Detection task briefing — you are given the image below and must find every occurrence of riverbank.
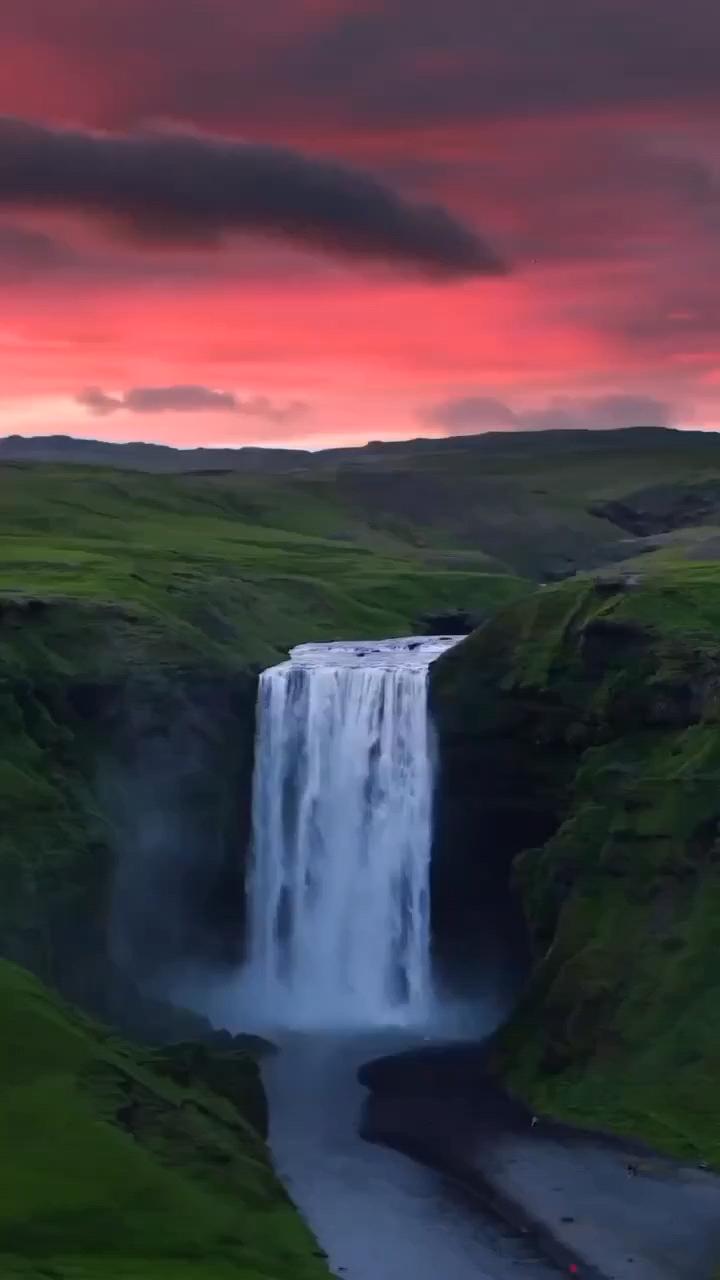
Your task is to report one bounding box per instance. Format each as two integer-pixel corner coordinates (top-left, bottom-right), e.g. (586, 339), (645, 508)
(263, 1032), (562, 1280)
(360, 1044), (720, 1280)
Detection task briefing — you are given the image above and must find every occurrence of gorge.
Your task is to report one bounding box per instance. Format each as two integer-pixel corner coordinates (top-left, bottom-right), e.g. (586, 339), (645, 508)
(3, 431), (720, 1278)
(223, 633), (559, 1280)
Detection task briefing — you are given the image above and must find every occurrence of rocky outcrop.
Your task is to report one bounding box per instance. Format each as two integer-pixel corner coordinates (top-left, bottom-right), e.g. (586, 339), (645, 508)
(590, 481), (720, 536)
(150, 1038), (272, 1138)
(416, 608), (485, 635)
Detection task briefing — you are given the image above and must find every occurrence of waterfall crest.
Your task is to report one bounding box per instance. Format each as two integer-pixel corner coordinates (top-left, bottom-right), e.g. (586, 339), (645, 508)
(246, 636), (459, 1028)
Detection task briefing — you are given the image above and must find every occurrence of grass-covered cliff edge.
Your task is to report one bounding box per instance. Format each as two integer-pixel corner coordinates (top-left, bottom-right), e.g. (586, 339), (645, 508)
(0, 958), (330, 1280)
(432, 564), (720, 1166)
(0, 461), (524, 1009)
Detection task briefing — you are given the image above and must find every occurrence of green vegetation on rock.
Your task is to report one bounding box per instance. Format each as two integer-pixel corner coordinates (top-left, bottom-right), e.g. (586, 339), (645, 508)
(432, 566), (720, 1166)
(0, 674), (108, 984)
(0, 665), (260, 1011)
(0, 959), (330, 1280)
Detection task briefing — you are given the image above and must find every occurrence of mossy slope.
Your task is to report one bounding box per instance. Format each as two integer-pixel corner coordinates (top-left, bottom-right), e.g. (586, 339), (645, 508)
(9, 426), (720, 579)
(0, 959), (329, 1280)
(0, 463), (526, 673)
(432, 566), (720, 1165)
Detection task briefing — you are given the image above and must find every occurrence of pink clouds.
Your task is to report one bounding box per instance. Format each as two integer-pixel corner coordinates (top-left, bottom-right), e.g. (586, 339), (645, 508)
(0, 0), (720, 444)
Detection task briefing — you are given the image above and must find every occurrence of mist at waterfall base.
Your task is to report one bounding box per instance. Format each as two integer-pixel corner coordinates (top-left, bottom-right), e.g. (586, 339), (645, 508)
(176, 636), (517, 1040)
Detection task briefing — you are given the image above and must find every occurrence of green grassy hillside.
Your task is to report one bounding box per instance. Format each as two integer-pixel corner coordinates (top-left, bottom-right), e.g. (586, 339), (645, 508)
(7, 430), (720, 661)
(433, 565), (720, 1165)
(0, 959), (329, 1280)
(0, 463), (525, 674)
(7, 426), (720, 581)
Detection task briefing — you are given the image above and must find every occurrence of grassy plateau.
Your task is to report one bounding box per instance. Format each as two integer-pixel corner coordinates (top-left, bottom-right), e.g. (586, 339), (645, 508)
(0, 460), (529, 673)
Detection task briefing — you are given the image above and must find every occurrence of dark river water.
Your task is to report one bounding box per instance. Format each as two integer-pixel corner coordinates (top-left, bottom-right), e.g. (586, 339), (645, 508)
(263, 1031), (561, 1280)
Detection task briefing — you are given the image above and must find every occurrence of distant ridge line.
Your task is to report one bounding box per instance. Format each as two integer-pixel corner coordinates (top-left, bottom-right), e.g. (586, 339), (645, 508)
(0, 426), (712, 474)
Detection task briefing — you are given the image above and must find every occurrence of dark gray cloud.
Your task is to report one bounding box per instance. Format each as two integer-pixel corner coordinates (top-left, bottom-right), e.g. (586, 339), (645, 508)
(0, 117), (505, 278)
(274, 0), (720, 128)
(424, 393), (682, 434)
(4, 1), (718, 131)
(77, 388), (123, 416)
(422, 396), (518, 432)
(521, 395), (681, 433)
(78, 385), (307, 421)
(0, 216), (330, 289)
(0, 222), (78, 280)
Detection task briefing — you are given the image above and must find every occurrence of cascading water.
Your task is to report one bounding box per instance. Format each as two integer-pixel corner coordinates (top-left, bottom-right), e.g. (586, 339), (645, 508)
(246, 636), (459, 1028)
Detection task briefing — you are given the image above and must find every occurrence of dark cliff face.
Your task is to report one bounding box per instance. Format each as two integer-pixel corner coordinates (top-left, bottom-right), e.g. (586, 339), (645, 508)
(0, 667), (258, 1035)
(430, 571), (720, 1166)
(590, 480), (720, 537)
(429, 682), (561, 1001)
(429, 590), (579, 987)
(103, 674), (257, 983)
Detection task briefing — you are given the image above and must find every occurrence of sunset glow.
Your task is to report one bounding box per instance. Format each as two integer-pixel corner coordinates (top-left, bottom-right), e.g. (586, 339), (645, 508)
(1, 0), (719, 447)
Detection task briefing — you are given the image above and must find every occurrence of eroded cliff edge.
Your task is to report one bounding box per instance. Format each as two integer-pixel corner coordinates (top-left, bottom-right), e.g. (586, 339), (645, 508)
(431, 566), (720, 1166)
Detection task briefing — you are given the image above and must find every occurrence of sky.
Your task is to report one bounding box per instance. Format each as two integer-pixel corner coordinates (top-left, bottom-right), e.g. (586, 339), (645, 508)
(1, 0), (720, 449)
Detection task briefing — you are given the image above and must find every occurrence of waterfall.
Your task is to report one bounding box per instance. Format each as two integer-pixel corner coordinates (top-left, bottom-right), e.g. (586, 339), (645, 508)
(246, 636), (459, 1028)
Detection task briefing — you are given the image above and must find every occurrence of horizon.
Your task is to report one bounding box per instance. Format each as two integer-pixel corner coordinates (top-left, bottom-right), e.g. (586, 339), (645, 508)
(2, 421), (719, 457)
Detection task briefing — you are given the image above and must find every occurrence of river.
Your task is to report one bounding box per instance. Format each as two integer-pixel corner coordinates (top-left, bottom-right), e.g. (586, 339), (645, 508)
(264, 1031), (561, 1280)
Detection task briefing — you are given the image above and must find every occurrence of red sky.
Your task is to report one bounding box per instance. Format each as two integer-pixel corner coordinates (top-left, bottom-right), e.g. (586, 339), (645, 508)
(1, 0), (720, 448)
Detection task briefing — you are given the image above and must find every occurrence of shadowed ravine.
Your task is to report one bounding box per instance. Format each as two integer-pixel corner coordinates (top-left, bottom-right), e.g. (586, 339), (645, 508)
(168, 628), (720, 1279)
